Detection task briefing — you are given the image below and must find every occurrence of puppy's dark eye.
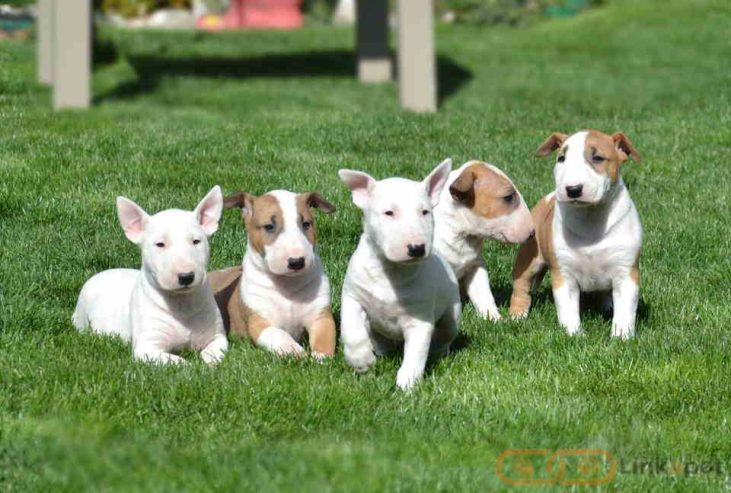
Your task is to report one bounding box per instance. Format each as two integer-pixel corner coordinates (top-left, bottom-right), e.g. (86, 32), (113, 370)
(155, 242), (165, 248)
(302, 221), (312, 230)
(264, 224), (275, 232)
(557, 155), (566, 163)
(422, 210), (430, 216)
(503, 192), (515, 204)
(384, 211), (394, 217)
(192, 239), (201, 245)
(592, 155), (606, 163)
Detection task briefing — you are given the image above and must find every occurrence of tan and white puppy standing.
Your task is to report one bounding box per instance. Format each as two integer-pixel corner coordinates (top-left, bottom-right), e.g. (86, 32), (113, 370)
(510, 130), (642, 338)
(434, 159), (534, 321)
(339, 160), (461, 390)
(209, 190), (337, 358)
(73, 187), (228, 364)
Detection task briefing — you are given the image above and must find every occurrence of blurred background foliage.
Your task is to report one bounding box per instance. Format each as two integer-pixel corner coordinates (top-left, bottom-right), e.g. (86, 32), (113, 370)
(2, 0), (606, 24)
(435, 0), (607, 24)
(95, 0), (191, 17)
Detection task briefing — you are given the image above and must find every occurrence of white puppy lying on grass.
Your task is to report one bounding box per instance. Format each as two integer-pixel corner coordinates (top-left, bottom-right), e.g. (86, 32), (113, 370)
(72, 186), (228, 365)
(338, 160), (461, 390)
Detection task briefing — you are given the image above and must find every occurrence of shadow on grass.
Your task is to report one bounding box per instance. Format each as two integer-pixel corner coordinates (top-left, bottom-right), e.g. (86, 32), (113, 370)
(331, 305), (471, 380)
(492, 282), (650, 326)
(96, 50), (472, 107)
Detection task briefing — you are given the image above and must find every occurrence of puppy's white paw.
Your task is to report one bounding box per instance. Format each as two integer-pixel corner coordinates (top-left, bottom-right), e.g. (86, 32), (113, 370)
(258, 327), (305, 357)
(611, 322), (635, 340)
(474, 301), (501, 322)
(345, 344), (376, 373)
(396, 366), (422, 391)
(201, 348), (226, 367)
(563, 323), (583, 336)
(166, 354), (187, 365)
(278, 342), (305, 357)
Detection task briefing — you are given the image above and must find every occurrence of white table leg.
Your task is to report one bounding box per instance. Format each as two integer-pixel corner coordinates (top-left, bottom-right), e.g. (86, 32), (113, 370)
(397, 0), (436, 112)
(52, 0), (91, 109)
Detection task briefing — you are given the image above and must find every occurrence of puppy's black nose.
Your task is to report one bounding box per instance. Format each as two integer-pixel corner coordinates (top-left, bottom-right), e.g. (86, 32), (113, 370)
(566, 184), (583, 199)
(407, 243), (426, 258)
(528, 229), (536, 239)
(287, 257), (306, 271)
(178, 272), (195, 286)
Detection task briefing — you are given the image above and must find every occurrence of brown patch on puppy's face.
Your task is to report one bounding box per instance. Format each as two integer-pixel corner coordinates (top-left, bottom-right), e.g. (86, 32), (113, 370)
(295, 192), (336, 246)
(449, 161), (535, 243)
(247, 194), (285, 255)
(584, 130), (641, 183)
(224, 192), (283, 255)
(450, 162), (520, 219)
(545, 129), (642, 204)
(226, 190), (336, 276)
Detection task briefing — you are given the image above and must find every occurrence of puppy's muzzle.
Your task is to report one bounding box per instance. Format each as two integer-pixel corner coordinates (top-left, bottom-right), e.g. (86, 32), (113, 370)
(178, 272), (195, 287)
(287, 257), (306, 271)
(566, 184), (583, 199)
(407, 243), (426, 258)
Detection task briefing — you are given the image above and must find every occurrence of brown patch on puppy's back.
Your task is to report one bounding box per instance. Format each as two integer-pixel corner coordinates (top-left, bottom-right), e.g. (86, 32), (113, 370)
(450, 161), (519, 219)
(208, 265), (274, 342)
(208, 266), (245, 336)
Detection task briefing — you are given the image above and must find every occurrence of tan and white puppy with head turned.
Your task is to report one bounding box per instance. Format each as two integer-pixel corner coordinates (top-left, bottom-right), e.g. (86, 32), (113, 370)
(208, 190), (337, 358)
(73, 187), (228, 365)
(510, 129), (642, 339)
(339, 160), (461, 391)
(434, 159), (535, 321)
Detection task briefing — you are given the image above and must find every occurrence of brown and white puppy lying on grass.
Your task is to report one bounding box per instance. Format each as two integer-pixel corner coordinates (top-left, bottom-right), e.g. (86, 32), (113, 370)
(208, 190), (337, 357)
(509, 129), (642, 338)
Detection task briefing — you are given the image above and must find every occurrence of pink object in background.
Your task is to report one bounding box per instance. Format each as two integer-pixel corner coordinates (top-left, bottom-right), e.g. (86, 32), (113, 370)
(197, 0), (303, 30)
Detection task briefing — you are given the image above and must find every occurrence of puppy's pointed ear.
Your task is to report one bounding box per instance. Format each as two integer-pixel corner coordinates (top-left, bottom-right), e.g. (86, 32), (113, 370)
(338, 169), (376, 209)
(194, 185), (223, 236)
(535, 132), (568, 157)
(449, 167), (475, 206)
(223, 191), (256, 220)
(423, 158), (452, 207)
(612, 132), (642, 163)
(303, 192), (336, 214)
(116, 196), (149, 244)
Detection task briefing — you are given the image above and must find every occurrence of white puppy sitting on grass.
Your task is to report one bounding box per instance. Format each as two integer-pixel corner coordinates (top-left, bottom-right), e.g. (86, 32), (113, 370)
(72, 186), (228, 365)
(338, 160), (461, 390)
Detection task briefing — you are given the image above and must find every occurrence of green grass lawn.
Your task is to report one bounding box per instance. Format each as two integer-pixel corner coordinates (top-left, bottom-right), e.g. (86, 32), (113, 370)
(1, 0), (730, 490)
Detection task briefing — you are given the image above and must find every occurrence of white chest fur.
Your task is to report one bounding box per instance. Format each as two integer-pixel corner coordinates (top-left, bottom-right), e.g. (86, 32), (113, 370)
(130, 277), (223, 352)
(343, 238), (458, 340)
(241, 253), (331, 338)
(552, 185), (642, 292)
